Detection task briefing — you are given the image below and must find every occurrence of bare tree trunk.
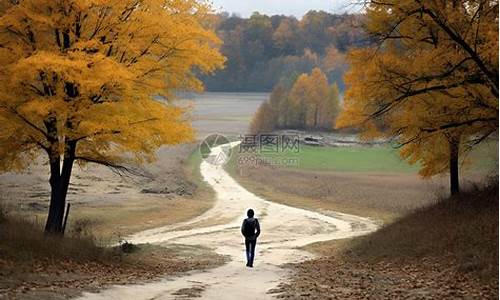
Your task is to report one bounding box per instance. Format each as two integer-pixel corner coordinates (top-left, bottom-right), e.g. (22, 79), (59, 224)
(45, 157), (62, 233)
(449, 137), (460, 196)
(44, 141), (76, 234)
(54, 142), (75, 231)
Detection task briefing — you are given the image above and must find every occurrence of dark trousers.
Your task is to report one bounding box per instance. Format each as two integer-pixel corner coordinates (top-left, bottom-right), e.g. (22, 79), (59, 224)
(245, 239), (257, 266)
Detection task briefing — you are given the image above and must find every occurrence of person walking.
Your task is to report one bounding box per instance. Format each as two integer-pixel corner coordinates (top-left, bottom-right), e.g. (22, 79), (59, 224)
(241, 209), (260, 267)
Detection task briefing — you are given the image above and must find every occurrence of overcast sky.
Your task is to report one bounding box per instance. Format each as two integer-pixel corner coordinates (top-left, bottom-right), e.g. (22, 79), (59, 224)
(211, 0), (359, 18)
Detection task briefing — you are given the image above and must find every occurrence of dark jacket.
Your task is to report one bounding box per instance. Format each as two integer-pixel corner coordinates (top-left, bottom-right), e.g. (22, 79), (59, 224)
(241, 217), (260, 241)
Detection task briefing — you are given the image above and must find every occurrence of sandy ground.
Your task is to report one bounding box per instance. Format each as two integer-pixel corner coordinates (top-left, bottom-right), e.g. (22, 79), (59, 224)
(0, 144), (214, 239)
(179, 93), (268, 139)
(76, 142), (379, 300)
(0, 144), (197, 208)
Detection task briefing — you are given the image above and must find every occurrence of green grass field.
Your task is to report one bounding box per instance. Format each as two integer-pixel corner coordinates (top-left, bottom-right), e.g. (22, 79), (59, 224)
(256, 145), (419, 173)
(238, 140), (498, 174)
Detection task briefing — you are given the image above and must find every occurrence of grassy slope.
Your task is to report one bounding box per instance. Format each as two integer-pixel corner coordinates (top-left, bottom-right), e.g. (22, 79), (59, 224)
(184, 144), (211, 190)
(276, 184), (498, 299)
(349, 183), (498, 271)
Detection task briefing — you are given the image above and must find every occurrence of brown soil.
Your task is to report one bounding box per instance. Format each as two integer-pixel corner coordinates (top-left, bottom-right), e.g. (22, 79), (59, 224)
(0, 243), (226, 300)
(231, 164), (443, 222)
(271, 256), (498, 299)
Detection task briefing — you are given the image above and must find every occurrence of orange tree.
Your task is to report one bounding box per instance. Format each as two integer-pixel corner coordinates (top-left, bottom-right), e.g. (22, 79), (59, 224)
(337, 0), (498, 195)
(0, 0), (224, 233)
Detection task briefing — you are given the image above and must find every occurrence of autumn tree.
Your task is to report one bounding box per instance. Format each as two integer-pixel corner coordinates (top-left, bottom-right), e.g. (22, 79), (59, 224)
(249, 102), (276, 134)
(0, 0), (224, 233)
(337, 0), (498, 195)
(320, 83), (341, 129)
(251, 68), (341, 133)
(268, 84), (288, 127)
(307, 68), (330, 128)
(288, 73), (310, 128)
(272, 18), (300, 55)
(322, 46), (348, 91)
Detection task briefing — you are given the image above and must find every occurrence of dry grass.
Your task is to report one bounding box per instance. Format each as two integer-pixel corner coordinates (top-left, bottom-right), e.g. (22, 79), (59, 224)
(0, 210), (226, 299)
(230, 164), (442, 222)
(68, 195), (214, 241)
(275, 182), (499, 299)
(346, 180), (499, 279)
(0, 212), (110, 264)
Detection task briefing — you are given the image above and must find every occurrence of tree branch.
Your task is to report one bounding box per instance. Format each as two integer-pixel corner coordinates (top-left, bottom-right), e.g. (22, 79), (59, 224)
(421, 117), (498, 133)
(417, 3), (499, 97)
(0, 104), (49, 139)
(74, 156), (131, 175)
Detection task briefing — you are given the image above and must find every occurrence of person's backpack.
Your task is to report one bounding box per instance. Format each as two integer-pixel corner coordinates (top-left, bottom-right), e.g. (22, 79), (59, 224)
(243, 218), (256, 237)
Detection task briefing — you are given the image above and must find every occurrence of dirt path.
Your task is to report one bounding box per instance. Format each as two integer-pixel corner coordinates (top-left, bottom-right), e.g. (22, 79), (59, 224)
(77, 142), (379, 300)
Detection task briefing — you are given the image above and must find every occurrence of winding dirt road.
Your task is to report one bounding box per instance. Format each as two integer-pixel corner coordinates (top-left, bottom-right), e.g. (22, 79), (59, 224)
(78, 142), (379, 300)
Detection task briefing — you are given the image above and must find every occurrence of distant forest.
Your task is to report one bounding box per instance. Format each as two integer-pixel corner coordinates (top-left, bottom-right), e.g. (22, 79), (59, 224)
(201, 11), (371, 92)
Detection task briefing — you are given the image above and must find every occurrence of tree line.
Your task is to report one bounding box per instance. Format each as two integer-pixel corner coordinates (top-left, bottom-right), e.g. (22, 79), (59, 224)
(201, 11), (370, 92)
(250, 68), (340, 133)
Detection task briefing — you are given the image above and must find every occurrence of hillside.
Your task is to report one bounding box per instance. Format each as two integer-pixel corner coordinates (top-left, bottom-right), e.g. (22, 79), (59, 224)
(275, 182), (499, 299)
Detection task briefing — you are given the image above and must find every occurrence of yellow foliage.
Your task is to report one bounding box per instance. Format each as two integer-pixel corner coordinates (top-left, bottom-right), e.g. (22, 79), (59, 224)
(251, 68), (341, 133)
(0, 0), (225, 171)
(288, 68), (335, 129)
(337, 0), (498, 177)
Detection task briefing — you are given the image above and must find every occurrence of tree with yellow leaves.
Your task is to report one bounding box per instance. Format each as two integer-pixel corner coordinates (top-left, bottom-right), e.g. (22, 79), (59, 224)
(0, 0), (224, 233)
(288, 73), (310, 129)
(287, 68), (337, 130)
(320, 83), (340, 129)
(337, 0), (498, 195)
(307, 68), (329, 128)
(251, 68), (340, 133)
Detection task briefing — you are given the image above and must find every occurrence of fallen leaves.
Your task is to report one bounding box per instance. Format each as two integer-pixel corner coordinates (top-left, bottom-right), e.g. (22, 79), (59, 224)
(274, 256), (498, 299)
(0, 245), (227, 299)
